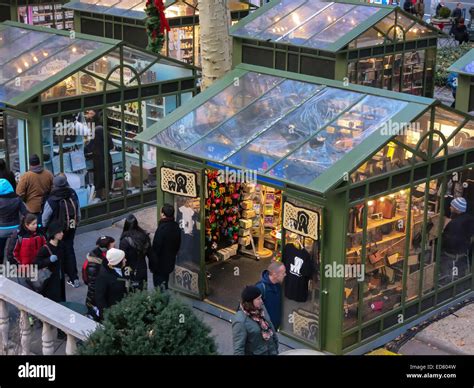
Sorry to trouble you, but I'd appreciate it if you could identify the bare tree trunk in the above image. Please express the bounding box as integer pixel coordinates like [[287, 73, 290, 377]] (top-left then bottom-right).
[[198, 0, 233, 90]]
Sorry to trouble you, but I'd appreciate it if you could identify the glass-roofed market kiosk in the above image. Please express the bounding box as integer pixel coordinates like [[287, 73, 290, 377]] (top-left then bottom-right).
[[64, 0, 258, 66], [231, 0, 443, 97], [136, 63, 474, 354], [448, 48, 474, 114], [0, 21, 198, 224]]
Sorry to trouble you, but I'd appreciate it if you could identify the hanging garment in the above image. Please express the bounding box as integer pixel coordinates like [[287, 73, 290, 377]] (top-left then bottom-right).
[[282, 243, 314, 302]]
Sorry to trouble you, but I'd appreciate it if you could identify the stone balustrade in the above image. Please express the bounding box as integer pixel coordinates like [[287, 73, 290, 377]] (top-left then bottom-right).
[[0, 276, 99, 355]]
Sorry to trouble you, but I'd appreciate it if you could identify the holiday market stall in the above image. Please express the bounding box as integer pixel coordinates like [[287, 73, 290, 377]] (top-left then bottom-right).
[[0, 21, 198, 224], [448, 49, 474, 114], [231, 0, 443, 97], [2, 0, 74, 29], [136, 63, 474, 354], [64, 0, 259, 66]]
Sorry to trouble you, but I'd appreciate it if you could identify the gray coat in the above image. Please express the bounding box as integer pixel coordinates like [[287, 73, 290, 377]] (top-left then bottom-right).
[[232, 306, 279, 355]]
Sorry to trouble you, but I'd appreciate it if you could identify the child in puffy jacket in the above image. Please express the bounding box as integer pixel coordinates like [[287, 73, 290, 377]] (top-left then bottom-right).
[[7, 213, 46, 266]]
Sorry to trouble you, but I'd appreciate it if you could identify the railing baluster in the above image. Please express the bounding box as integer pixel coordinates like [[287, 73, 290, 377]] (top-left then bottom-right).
[[42, 322, 55, 355], [0, 300, 9, 355], [19, 311, 31, 356], [65, 334, 77, 355]]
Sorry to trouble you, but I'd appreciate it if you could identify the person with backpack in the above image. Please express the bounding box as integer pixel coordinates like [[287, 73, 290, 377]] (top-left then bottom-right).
[[119, 214, 152, 291], [33, 222, 66, 303], [16, 154, 53, 216], [447, 72, 458, 108], [95, 248, 129, 321], [83, 236, 115, 321], [42, 175, 81, 288], [6, 213, 46, 287], [0, 179, 28, 264], [255, 261, 286, 330]]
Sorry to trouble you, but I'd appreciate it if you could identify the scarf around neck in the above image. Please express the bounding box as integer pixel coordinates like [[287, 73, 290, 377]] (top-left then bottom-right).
[[240, 303, 273, 341]]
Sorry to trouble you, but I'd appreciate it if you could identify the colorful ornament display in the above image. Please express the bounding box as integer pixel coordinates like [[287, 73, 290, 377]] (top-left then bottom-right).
[[145, 0, 170, 54], [205, 170, 241, 257]]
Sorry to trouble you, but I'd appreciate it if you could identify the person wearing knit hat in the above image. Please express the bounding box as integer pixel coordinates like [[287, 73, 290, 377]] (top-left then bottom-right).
[[95, 248, 129, 321], [106, 248, 126, 267], [440, 196, 474, 285], [232, 285, 279, 355], [83, 236, 115, 321], [52, 175, 68, 189], [450, 197, 467, 214]]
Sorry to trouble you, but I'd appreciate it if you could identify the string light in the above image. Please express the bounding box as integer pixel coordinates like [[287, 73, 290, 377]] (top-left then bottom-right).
[[368, 200, 374, 206]]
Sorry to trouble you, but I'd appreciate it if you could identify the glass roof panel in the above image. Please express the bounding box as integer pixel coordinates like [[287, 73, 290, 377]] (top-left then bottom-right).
[[0, 28, 52, 66], [231, 0, 307, 38], [165, 1, 196, 18], [150, 72, 281, 150], [0, 25, 31, 47], [462, 61, 474, 74], [268, 95, 408, 184], [305, 5, 379, 49], [140, 61, 193, 84], [1, 39, 105, 103], [350, 28, 385, 49], [64, 0, 101, 12], [186, 80, 322, 161], [105, 0, 144, 16], [279, 3, 353, 45], [227, 88, 363, 172], [257, 1, 329, 41], [396, 12, 415, 31], [0, 35, 76, 85], [404, 23, 437, 40], [373, 12, 395, 35]]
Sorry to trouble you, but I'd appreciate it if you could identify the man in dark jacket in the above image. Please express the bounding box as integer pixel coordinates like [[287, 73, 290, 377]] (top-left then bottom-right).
[[0, 179, 27, 264], [150, 203, 181, 290], [42, 175, 81, 288], [255, 262, 286, 330], [440, 197, 474, 284], [95, 248, 129, 321], [452, 2, 463, 22]]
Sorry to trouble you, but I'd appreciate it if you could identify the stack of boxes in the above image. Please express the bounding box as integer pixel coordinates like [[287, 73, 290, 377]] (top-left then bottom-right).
[[239, 183, 256, 248]]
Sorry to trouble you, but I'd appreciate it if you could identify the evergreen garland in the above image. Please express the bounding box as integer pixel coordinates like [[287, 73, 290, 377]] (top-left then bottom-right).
[[145, 0, 170, 54]]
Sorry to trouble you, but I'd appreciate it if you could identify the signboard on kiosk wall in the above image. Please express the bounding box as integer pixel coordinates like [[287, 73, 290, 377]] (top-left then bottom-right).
[[160, 166, 198, 197], [283, 201, 320, 240]]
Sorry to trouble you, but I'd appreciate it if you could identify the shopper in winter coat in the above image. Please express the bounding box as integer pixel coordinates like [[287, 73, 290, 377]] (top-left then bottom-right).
[[33, 222, 66, 303], [42, 175, 81, 288], [255, 261, 286, 330], [452, 2, 463, 23], [150, 204, 181, 290], [83, 236, 115, 321], [447, 72, 458, 108], [6, 213, 46, 267], [119, 214, 152, 291], [95, 248, 129, 321], [440, 197, 474, 284], [16, 154, 53, 215], [233, 285, 279, 355], [452, 18, 470, 45], [0, 159, 17, 191], [414, 0, 425, 18], [0, 179, 27, 264]]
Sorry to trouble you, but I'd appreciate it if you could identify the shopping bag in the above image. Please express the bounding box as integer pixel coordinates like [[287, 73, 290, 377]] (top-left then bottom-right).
[[70, 148, 87, 171]]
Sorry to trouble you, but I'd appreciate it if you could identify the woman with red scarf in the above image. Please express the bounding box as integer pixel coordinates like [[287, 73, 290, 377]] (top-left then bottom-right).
[[232, 285, 279, 355]]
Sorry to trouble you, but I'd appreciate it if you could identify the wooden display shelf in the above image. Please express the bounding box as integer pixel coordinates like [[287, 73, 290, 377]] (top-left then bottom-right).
[[350, 214, 406, 234], [347, 231, 406, 254]]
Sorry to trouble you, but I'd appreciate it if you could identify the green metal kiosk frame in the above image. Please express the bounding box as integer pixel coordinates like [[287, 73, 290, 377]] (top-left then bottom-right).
[[449, 48, 474, 114], [64, 0, 258, 66], [231, 0, 444, 98], [136, 63, 474, 354], [0, 21, 198, 225]]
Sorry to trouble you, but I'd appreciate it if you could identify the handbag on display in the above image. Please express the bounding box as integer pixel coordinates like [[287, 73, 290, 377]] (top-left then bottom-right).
[[370, 301, 384, 311], [382, 198, 396, 219], [387, 253, 400, 265], [380, 223, 393, 235], [70, 147, 87, 171]]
